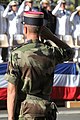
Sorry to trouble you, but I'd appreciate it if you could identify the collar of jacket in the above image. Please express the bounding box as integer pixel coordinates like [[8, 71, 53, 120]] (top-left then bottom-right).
[[26, 39, 39, 44]]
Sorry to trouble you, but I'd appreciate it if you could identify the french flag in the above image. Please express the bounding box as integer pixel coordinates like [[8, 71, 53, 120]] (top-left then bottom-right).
[[0, 63, 7, 100], [51, 63, 80, 100], [0, 62, 80, 100]]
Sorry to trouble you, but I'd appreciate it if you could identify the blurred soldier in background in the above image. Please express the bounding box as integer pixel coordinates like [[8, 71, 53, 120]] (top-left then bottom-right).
[[3, 1, 23, 55], [17, 0, 38, 16], [0, 4, 6, 34], [17, 0, 38, 41], [52, 0, 71, 40], [0, 4, 7, 62], [40, 0, 56, 34], [70, 6, 80, 45]]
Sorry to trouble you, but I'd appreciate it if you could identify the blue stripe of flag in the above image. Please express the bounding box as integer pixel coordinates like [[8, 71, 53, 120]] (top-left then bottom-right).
[[54, 63, 77, 75], [0, 63, 7, 75]]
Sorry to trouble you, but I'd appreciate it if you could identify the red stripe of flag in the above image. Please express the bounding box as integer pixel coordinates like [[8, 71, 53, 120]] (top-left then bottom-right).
[[50, 86, 80, 100], [0, 88, 7, 100]]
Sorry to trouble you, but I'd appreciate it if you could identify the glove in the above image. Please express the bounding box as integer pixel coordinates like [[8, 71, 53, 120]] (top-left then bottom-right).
[[25, 5, 30, 11]]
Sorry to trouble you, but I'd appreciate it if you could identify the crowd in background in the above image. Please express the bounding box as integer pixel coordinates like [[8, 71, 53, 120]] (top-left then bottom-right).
[[0, 0, 80, 63]]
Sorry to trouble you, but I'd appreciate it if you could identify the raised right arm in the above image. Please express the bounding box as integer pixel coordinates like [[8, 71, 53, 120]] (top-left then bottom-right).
[[3, 3, 10, 18]]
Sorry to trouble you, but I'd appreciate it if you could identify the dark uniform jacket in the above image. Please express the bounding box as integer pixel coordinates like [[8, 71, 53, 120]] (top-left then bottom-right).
[[40, 7, 57, 34]]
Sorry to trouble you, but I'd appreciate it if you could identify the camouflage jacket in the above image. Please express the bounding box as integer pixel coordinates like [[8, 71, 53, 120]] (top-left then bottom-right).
[[5, 40, 74, 100]]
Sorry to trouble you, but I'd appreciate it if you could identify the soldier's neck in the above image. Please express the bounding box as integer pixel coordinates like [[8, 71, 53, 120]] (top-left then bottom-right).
[[27, 33, 39, 41]]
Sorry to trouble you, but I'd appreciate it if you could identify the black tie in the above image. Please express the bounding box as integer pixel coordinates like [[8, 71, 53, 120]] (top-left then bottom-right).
[[63, 10, 65, 15], [14, 12, 16, 16]]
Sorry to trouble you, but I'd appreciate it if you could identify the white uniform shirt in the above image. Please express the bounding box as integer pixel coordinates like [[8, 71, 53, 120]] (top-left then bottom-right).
[[70, 11, 80, 39], [3, 5, 23, 36], [0, 5, 7, 34], [52, 1, 71, 36]]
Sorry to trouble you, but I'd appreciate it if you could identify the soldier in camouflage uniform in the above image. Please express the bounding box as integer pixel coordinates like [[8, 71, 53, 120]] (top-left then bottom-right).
[[5, 11, 74, 120]]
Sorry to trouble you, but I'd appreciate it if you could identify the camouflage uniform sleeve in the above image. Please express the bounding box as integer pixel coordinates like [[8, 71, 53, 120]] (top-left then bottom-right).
[[54, 47, 75, 65], [5, 51, 21, 85]]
